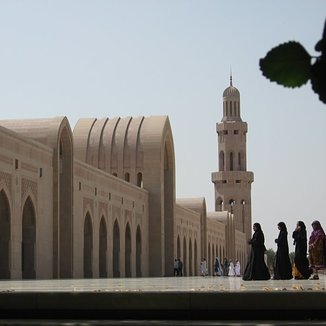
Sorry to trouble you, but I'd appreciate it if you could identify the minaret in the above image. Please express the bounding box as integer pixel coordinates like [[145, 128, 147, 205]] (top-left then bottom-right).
[[211, 76, 254, 249]]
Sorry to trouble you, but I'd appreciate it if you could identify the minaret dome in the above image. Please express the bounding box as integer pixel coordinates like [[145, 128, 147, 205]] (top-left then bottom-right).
[[222, 75, 241, 121]]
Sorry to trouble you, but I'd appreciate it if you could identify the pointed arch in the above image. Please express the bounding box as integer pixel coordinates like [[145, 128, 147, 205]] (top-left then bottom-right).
[[0, 190, 10, 279], [22, 196, 36, 279], [136, 225, 142, 277], [188, 238, 192, 276], [177, 235, 181, 259], [125, 223, 131, 277], [136, 172, 143, 188], [113, 220, 120, 277], [216, 197, 223, 212], [230, 151, 234, 171], [229, 199, 235, 213], [83, 212, 93, 278], [99, 217, 107, 278], [220, 246, 222, 262], [183, 236, 187, 276], [219, 151, 225, 172]]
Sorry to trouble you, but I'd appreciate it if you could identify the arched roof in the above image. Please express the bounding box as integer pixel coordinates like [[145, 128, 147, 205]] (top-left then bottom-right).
[[0, 116, 72, 150], [176, 197, 206, 215], [73, 115, 174, 174], [207, 211, 228, 223]]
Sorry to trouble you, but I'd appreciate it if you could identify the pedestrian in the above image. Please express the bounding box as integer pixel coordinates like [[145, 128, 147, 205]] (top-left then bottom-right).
[[235, 260, 241, 276], [292, 221, 312, 280], [223, 257, 229, 276], [200, 258, 207, 276], [228, 259, 235, 276], [174, 258, 179, 276], [308, 220, 325, 280], [243, 222, 270, 281], [214, 257, 223, 276], [273, 222, 292, 280]]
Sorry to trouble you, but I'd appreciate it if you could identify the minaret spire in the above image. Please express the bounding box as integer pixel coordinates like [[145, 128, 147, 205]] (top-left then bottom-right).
[[230, 68, 233, 86]]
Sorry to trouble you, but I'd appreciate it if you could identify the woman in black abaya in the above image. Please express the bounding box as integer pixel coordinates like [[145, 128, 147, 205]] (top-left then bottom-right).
[[243, 223, 270, 281], [273, 222, 293, 280], [292, 221, 312, 279]]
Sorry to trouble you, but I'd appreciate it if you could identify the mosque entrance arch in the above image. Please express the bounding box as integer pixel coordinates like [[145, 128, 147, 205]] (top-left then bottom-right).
[[0, 190, 10, 279], [189, 239, 192, 276], [113, 220, 120, 277], [125, 223, 131, 277], [183, 237, 187, 276], [99, 217, 107, 278], [83, 213, 93, 278], [177, 235, 181, 259], [22, 197, 36, 279], [136, 225, 142, 277]]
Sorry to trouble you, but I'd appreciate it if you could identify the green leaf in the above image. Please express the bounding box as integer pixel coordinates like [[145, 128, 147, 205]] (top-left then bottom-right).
[[260, 41, 311, 88]]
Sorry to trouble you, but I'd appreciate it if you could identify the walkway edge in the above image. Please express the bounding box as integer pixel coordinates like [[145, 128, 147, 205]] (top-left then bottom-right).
[[0, 291, 325, 320]]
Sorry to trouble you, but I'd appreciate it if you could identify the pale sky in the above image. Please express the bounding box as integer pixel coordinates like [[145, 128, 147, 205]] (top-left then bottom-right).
[[0, 1, 325, 250]]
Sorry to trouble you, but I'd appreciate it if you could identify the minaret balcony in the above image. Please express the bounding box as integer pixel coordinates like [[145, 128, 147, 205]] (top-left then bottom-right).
[[211, 171, 254, 184]]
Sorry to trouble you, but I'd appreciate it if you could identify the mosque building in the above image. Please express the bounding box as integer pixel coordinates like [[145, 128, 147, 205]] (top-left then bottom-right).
[[0, 79, 253, 279]]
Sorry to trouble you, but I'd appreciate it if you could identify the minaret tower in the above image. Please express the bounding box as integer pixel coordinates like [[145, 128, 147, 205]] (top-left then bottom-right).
[[211, 76, 254, 246]]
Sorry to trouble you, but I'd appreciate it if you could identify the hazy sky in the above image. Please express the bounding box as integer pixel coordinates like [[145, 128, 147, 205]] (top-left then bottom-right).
[[0, 1, 325, 250]]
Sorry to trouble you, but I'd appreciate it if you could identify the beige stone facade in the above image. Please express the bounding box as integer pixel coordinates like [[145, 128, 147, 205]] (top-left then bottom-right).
[[0, 81, 251, 279]]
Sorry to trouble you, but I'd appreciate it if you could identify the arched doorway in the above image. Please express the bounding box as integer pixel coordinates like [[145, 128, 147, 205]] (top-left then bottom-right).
[[22, 197, 36, 279], [125, 223, 131, 277], [189, 239, 192, 276], [113, 220, 120, 277], [136, 225, 142, 277], [99, 217, 107, 278], [194, 240, 198, 276], [0, 190, 10, 279], [177, 235, 181, 259], [183, 237, 187, 276], [83, 213, 93, 278]]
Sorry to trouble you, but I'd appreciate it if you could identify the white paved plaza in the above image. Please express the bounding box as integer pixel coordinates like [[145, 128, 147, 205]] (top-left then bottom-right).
[[0, 274, 325, 293], [0, 275, 325, 323]]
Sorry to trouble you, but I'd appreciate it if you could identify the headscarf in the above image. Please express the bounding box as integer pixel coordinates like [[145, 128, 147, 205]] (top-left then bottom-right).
[[278, 222, 287, 232], [297, 221, 306, 231], [293, 221, 307, 245], [309, 220, 325, 244], [253, 222, 262, 232]]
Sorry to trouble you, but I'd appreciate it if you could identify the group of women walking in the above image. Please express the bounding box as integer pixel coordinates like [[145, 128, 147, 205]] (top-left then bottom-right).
[[242, 220, 325, 281]]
